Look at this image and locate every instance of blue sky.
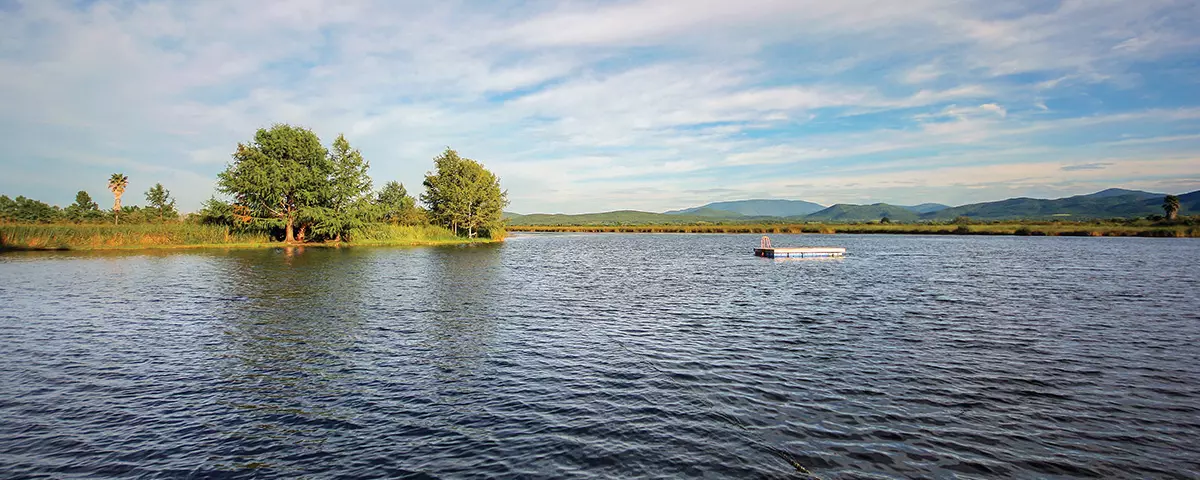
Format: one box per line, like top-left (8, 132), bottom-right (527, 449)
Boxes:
top-left (2, 0), bottom-right (1199, 214)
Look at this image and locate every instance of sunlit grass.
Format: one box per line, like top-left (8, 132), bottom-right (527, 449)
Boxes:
top-left (349, 224), bottom-right (470, 244)
top-left (0, 223), bottom-right (271, 250)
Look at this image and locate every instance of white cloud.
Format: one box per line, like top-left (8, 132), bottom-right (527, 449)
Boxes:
top-left (0, 0), bottom-right (1198, 213)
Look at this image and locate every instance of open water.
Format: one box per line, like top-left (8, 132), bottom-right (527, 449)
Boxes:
top-left (1, 233), bottom-right (1198, 478)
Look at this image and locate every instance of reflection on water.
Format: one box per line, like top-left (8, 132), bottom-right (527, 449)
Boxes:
top-left (209, 248), bottom-right (372, 473)
top-left (1, 235), bottom-right (1199, 478)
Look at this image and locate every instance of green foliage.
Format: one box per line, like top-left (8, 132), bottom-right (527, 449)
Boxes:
top-left (197, 197), bottom-right (235, 225)
top-left (374, 181), bottom-right (420, 224)
top-left (348, 223), bottom-right (463, 244)
top-left (0, 195), bottom-right (62, 223)
top-left (108, 173), bottom-right (129, 224)
top-left (420, 148), bottom-right (508, 238)
top-left (307, 134), bottom-right (374, 241)
top-left (1163, 194), bottom-right (1180, 220)
top-left (64, 191), bottom-right (103, 223)
top-left (217, 124), bottom-right (331, 242)
top-left (144, 183), bottom-right (178, 221)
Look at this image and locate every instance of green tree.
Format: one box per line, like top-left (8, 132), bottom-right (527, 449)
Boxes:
top-left (64, 190), bottom-right (102, 222)
top-left (144, 183), bottom-right (178, 222)
top-left (1163, 194), bottom-right (1180, 220)
top-left (108, 173), bottom-right (129, 225)
top-left (217, 124), bottom-right (331, 243)
top-left (309, 134), bottom-right (373, 241)
top-left (2, 196), bottom-right (61, 223)
top-left (375, 181), bottom-right (419, 224)
top-left (421, 148), bottom-right (508, 238)
top-left (197, 197), bottom-right (236, 226)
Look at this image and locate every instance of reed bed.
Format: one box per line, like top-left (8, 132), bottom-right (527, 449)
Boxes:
top-left (349, 224), bottom-right (479, 244)
top-left (508, 223), bottom-right (1200, 237)
top-left (0, 223), bottom-right (272, 250)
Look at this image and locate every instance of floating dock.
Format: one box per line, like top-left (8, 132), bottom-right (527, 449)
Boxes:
top-left (754, 236), bottom-right (845, 258)
top-left (754, 247), bottom-right (846, 258)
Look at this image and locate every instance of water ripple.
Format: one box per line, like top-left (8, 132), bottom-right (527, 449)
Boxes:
top-left (2, 235), bottom-right (1199, 478)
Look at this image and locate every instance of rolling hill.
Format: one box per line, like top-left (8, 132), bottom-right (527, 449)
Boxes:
top-left (665, 199), bottom-right (824, 217)
top-left (900, 203), bottom-right (950, 214)
top-left (505, 210), bottom-right (717, 226)
top-left (922, 189), bottom-right (1184, 220)
top-left (802, 203), bottom-right (921, 222)
top-left (505, 189), bottom-right (1200, 225)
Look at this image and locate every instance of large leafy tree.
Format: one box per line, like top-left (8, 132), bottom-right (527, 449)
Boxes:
top-left (144, 183), bottom-right (178, 222)
top-left (375, 181), bottom-right (419, 224)
top-left (217, 124), bottom-right (331, 243)
top-left (1163, 194), bottom-right (1180, 220)
top-left (64, 191), bottom-right (102, 223)
top-left (309, 134), bottom-right (373, 241)
top-left (421, 148), bottom-right (508, 238)
top-left (108, 173), bottom-right (128, 225)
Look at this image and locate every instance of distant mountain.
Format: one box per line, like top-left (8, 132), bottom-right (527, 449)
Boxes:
top-left (1081, 188), bottom-right (1163, 200)
top-left (665, 199), bottom-right (824, 217)
top-left (900, 203), bottom-right (950, 214)
top-left (803, 203), bottom-right (920, 222)
top-left (505, 189), bottom-right (1200, 225)
top-left (506, 210), bottom-right (716, 226)
top-left (923, 189), bottom-right (1189, 220)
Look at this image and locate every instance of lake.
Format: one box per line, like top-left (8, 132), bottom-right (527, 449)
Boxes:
top-left (2, 234), bottom-right (1198, 478)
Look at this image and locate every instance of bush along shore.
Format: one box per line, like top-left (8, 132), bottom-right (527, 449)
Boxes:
top-left (1, 123), bottom-right (508, 251)
top-left (507, 222), bottom-right (1200, 237)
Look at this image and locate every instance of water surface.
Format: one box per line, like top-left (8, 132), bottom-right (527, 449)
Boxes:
top-left (2, 234), bottom-right (1198, 478)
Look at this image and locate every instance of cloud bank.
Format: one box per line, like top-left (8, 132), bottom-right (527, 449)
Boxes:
top-left (1, 0), bottom-right (1198, 213)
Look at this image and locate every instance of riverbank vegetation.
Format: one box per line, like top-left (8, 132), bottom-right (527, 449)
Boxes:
top-left (1, 123), bottom-right (508, 251)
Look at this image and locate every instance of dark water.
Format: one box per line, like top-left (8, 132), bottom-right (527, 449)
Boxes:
top-left (2, 234), bottom-right (1199, 479)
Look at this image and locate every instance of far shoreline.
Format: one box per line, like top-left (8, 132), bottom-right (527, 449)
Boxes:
top-left (507, 223), bottom-right (1198, 238)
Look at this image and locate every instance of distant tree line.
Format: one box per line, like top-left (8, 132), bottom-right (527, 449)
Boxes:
top-left (1, 183), bottom-right (177, 224)
top-left (1, 123), bottom-right (509, 243)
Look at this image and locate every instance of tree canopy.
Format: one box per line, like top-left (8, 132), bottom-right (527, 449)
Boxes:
top-left (65, 191), bottom-right (102, 223)
top-left (307, 134), bottom-right (374, 241)
top-left (421, 148), bottom-right (508, 238)
top-left (108, 173), bottom-right (128, 224)
top-left (145, 183), bottom-right (178, 221)
top-left (375, 181), bottom-right (420, 225)
top-left (217, 124), bottom-right (331, 243)
top-left (1164, 194), bottom-right (1180, 220)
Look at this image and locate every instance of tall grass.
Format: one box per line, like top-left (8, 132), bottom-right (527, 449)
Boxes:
top-left (508, 223), bottom-right (1200, 237)
top-left (348, 223), bottom-right (494, 244)
top-left (0, 223), bottom-right (272, 250)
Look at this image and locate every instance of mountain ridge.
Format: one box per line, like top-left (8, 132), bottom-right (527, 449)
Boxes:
top-left (504, 189), bottom-right (1198, 225)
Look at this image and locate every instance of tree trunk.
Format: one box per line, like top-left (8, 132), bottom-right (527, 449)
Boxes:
top-left (285, 217), bottom-right (295, 243)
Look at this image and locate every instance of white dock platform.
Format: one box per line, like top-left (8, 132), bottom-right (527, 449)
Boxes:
top-left (754, 247), bottom-right (846, 258)
top-left (754, 236), bottom-right (845, 258)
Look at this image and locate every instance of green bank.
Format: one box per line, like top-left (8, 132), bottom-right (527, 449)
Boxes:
top-left (0, 223), bottom-right (499, 251)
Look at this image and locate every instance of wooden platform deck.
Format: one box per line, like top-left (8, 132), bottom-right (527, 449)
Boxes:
top-left (754, 247), bottom-right (846, 258)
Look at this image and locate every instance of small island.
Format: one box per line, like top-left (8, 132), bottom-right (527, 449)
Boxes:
top-left (0, 124), bottom-right (508, 251)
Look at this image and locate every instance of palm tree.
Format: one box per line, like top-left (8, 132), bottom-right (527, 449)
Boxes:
top-left (108, 173), bottom-right (129, 225)
top-left (1163, 194), bottom-right (1180, 221)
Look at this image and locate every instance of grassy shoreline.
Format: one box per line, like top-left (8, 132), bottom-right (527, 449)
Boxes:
top-left (0, 223), bottom-right (498, 252)
top-left (509, 223), bottom-right (1199, 237)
